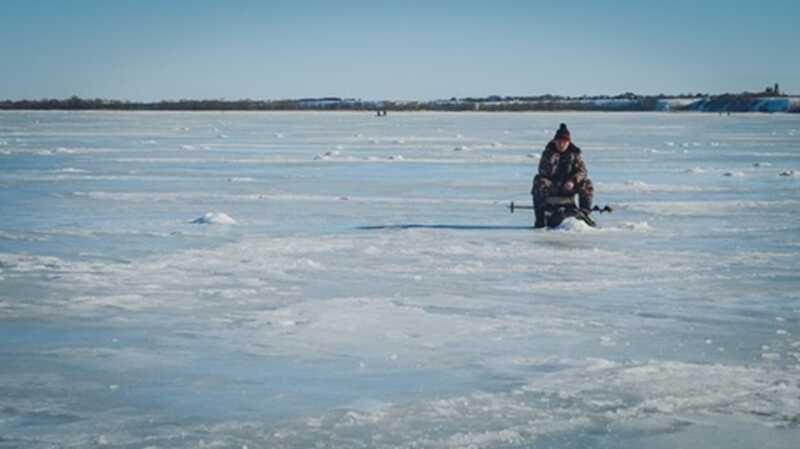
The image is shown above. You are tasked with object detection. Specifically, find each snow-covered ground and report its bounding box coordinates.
[1,111,799,448]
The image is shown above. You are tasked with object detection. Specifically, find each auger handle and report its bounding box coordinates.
[509,201,534,213]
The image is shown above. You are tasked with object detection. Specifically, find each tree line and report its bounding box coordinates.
[0,91,794,112]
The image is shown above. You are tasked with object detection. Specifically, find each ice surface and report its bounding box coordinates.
[1,111,799,448]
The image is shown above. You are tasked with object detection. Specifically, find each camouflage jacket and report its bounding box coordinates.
[536,140,588,185]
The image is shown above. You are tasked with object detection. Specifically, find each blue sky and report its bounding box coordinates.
[1,0,797,100]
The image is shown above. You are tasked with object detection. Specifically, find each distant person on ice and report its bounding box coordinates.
[531,123,594,228]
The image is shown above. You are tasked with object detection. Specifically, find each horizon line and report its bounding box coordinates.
[1,89,795,103]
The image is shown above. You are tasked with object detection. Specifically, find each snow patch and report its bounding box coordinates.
[601,181,708,193]
[644,148,673,154]
[55,167,89,174]
[621,199,800,216]
[314,150,341,160]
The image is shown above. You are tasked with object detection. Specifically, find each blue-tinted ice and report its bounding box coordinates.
[1,111,799,448]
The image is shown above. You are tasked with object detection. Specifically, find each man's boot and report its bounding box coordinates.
[534,208,545,229]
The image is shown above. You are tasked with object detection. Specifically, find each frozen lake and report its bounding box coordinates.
[1,111,799,448]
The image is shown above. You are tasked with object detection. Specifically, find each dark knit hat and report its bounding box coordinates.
[554,123,571,141]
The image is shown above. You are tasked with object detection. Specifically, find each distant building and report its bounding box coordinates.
[298,97,344,108]
[765,83,781,96]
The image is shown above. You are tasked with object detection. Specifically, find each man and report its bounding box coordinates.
[531,123,594,228]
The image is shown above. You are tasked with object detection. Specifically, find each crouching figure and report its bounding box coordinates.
[531,123,594,228]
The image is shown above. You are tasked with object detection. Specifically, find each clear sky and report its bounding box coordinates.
[1,0,798,101]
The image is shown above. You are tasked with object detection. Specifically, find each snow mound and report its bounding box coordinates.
[191,212,237,225]
[180,145,196,151]
[554,218,594,232]
[685,167,706,174]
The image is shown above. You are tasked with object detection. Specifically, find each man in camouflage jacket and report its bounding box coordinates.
[531,123,594,228]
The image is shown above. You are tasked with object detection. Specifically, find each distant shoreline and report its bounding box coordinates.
[1,93,798,113]
[1,109,797,115]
